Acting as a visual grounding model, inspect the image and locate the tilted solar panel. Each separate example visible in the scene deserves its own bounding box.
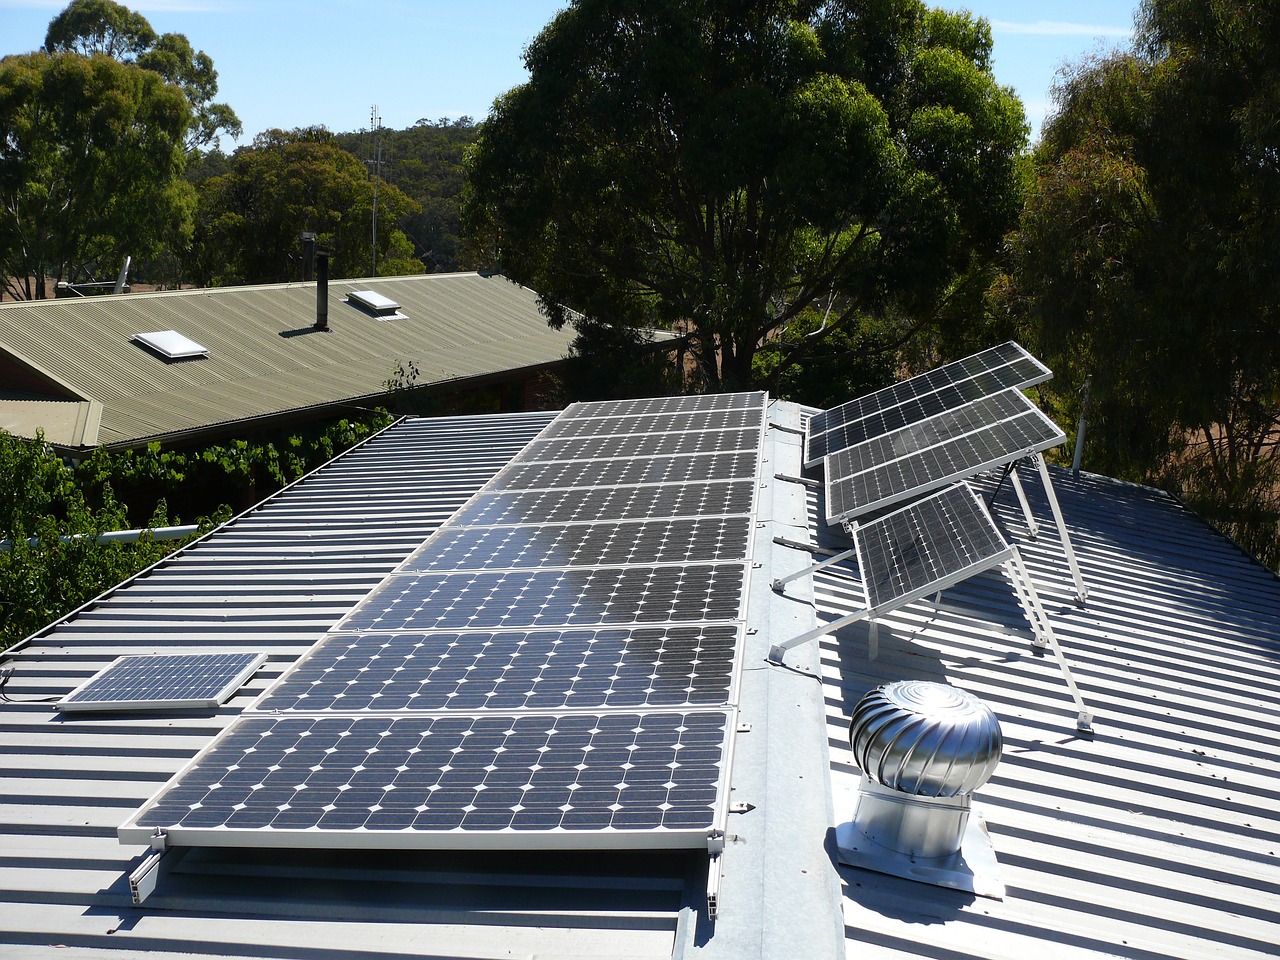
[854,484,1012,612]
[805,341,1049,464]
[825,389,1065,524]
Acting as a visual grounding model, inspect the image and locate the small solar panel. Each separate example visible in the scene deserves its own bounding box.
[58,653,266,712]
[853,484,1013,612]
[825,390,1065,523]
[257,625,739,713]
[806,342,1048,458]
[120,710,729,847]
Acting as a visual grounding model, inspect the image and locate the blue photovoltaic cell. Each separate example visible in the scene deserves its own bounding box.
[490,452,758,491]
[522,427,759,464]
[58,652,265,712]
[342,564,749,632]
[126,711,729,841]
[450,480,756,527]
[825,394,1065,523]
[540,407,763,440]
[808,342,1046,437]
[854,484,1011,611]
[565,392,765,420]
[257,624,739,712]
[403,517,753,572]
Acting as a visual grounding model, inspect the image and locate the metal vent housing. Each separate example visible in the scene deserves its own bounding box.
[849,680,1002,798]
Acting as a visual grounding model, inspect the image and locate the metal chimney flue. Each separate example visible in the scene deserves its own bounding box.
[300,232,316,282]
[314,249,330,332]
[837,681,1006,898]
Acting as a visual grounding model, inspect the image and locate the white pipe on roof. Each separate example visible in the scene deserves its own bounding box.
[0,524,199,553]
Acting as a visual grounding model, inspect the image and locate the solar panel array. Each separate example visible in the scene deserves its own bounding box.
[805,341,1050,466]
[121,392,767,852]
[58,653,266,713]
[825,388,1066,524]
[853,484,1012,612]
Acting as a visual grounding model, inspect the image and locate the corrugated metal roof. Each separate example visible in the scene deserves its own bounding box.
[0,273,577,447]
[4,396,1279,960]
[0,412,698,959]
[806,459,1280,960]
[0,398,100,447]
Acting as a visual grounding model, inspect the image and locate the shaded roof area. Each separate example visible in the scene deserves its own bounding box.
[808,460,1280,960]
[0,273,576,449]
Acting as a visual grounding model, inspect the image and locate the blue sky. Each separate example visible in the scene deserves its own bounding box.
[0,1,1137,146]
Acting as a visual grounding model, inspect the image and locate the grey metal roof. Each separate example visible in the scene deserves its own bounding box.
[0,273,576,448]
[802,456,1280,960]
[3,397,1279,960]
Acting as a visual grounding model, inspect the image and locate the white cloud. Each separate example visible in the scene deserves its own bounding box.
[991,19,1133,38]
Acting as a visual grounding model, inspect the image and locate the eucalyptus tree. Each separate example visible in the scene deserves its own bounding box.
[1008,0,1280,562]
[465,0,1027,392]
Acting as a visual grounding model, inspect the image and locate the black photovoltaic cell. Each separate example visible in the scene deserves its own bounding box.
[566,392,764,419]
[490,452,758,491]
[523,428,759,464]
[127,711,728,839]
[855,484,1010,611]
[806,363,1050,464]
[827,390,1042,483]
[405,517,752,572]
[58,652,265,712]
[826,405,1064,522]
[343,564,748,632]
[258,625,739,712]
[807,342,1048,441]
[451,480,756,527]
[540,407,763,440]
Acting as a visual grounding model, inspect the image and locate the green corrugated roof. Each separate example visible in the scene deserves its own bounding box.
[0,273,576,447]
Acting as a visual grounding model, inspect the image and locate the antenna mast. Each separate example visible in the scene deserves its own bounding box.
[370,105,382,278]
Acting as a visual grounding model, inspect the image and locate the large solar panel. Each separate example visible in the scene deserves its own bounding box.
[120,710,729,847]
[853,484,1012,612]
[452,480,755,526]
[490,451,758,491]
[825,389,1065,524]
[806,342,1049,465]
[122,393,766,855]
[257,625,739,712]
[58,653,266,713]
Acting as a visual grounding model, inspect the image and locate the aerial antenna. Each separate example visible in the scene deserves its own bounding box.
[370,105,382,278]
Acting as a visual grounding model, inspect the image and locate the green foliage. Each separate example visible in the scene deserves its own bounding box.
[44,0,240,151]
[464,0,1027,393]
[1005,0,1280,566]
[753,308,898,410]
[0,412,393,649]
[334,118,481,273]
[187,127,424,285]
[0,50,193,300]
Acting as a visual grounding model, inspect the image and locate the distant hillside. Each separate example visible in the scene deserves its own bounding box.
[334,118,480,274]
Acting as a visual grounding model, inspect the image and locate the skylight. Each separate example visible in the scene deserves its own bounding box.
[346,290,408,320]
[131,330,209,359]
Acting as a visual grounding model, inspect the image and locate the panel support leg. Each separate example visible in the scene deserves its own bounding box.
[768,609,870,666]
[1033,454,1088,604]
[771,547,857,594]
[1008,466,1040,539]
[1007,549,1094,733]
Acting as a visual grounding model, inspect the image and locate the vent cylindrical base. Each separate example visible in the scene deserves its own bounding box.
[850,775,971,861]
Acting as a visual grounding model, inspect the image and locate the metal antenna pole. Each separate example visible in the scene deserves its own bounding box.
[370,105,381,278]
